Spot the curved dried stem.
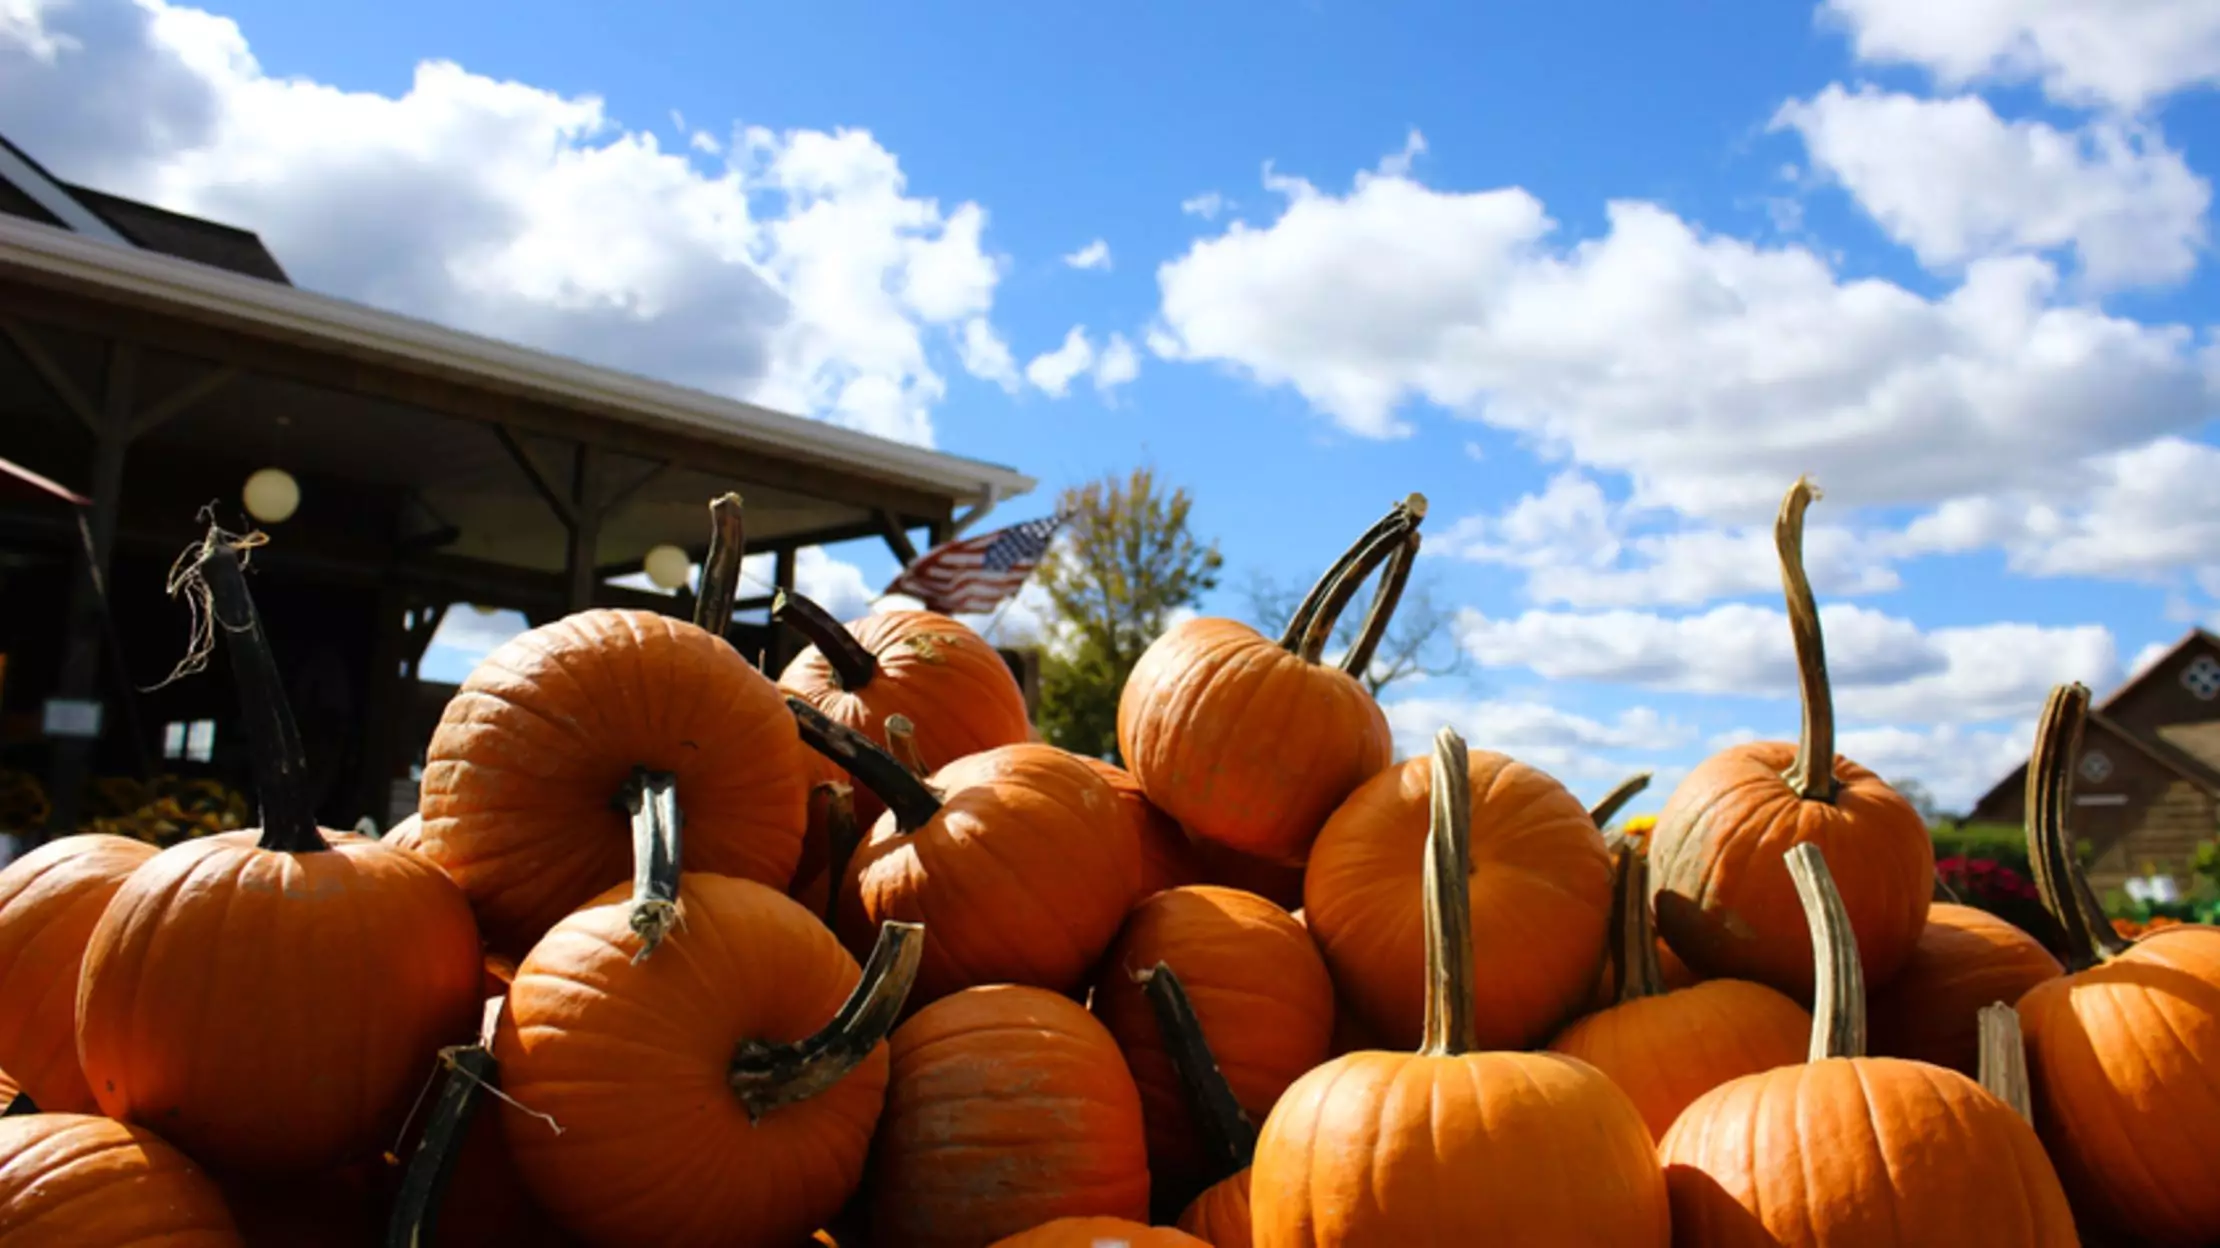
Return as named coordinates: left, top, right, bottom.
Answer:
left=1340, top=529, right=1421, bottom=680
left=1609, top=847, right=1668, bottom=1004
left=1419, top=725, right=1477, bottom=1057
left=816, top=781, right=861, bottom=927
left=1588, top=772, right=1652, bottom=830
left=2023, top=682, right=2129, bottom=969
left=1977, top=1003, right=2033, bottom=1123
left=384, top=1045, right=495, bottom=1248
left=883, top=714, right=930, bottom=780
left=621, top=769, right=684, bottom=962
left=693, top=493, right=746, bottom=638
left=1137, top=962, right=1256, bottom=1178
left=1786, top=842, right=1864, bottom=1061
left=1297, top=498, right=1427, bottom=665
left=730, top=920, right=924, bottom=1121
left=772, top=589, right=878, bottom=690
left=1775, top=478, right=1839, bottom=804
left=789, top=698, right=942, bottom=832
left=1278, top=494, right=1425, bottom=652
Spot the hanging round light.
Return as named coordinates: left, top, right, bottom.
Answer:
left=242, top=467, right=300, bottom=524
left=642, top=544, right=693, bottom=591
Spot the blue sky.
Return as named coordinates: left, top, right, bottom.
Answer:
left=7, top=0, right=2218, bottom=812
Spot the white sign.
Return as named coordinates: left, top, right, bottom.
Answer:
left=41, top=698, right=103, bottom=739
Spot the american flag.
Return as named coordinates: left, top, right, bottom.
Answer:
left=884, top=514, right=1065, bottom=616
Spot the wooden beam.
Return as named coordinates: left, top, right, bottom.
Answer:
left=876, top=509, right=920, bottom=566
left=129, top=363, right=241, bottom=439
left=0, top=317, right=100, bottom=431
left=492, top=425, right=576, bottom=530
left=598, top=459, right=669, bottom=519
left=564, top=445, right=602, bottom=612
left=587, top=514, right=895, bottom=581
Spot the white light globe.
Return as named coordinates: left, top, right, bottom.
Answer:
left=242, top=467, right=300, bottom=523
left=642, top=544, right=693, bottom=591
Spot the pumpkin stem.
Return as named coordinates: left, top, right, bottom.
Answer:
left=1137, top=962, right=1257, bottom=1177
left=816, top=781, right=862, bottom=928
left=385, top=1044, right=496, bottom=1248
left=622, top=768, right=684, bottom=962
left=883, top=714, right=930, bottom=780
left=729, top=919, right=925, bottom=1122
left=1588, top=772, right=1652, bottom=830
left=1277, top=495, right=1425, bottom=652
left=790, top=698, right=942, bottom=832
left=1419, top=725, right=1478, bottom=1057
left=1786, top=842, right=1865, bottom=1061
left=1, top=1089, right=37, bottom=1118
left=2022, top=682, right=2129, bottom=969
left=1296, top=498, right=1427, bottom=665
left=692, top=492, right=747, bottom=640
left=1338, top=528, right=1421, bottom=681
left=1609, top=847, right=1668, bottom=1005
left=192, top=532, right=327, bottom=855
left=1774, top=478, right=1840, bottom=804
left=1976, top=1003, right=2034, bottom=1124
left=772, top=589, right=879, bottom=691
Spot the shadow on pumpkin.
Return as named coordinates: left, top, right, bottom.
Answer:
left=1660, top=1163, right=1776, bottom=1241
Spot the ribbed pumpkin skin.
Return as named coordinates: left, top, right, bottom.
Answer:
left=1079, top=757, right=1200, bottom=901
left=1177, top=1171, right=1251, bottom=1248
left=989, top=1219, right=1209, bottom=1247
left=0, top=1112, right=242, bottom=1245
left=2016, top=925, right=2220, bottom=1246
left=1659, top=1057, right=2076, bottom=1245
left=1648, top=744, right=1933, bottom=1000
left=1091, top=888, right=1333, bottom=1204
left=419, top=610, right=811, bottom=958
left=1251, top=1050, right=1668, bottom=1246
left=781, top=609, right=1033, bottom=830
left=1118, top=618, right=1392, bottom=867
left=0, top=1068, right=15, bottom=1111
left=1548, top=979, right=1810, bottom=1141
left=838, top=745, right=1137, bottom=1007
left=0, top=834, right=156, bottom=1112
left=1868, top=903, right=2062, bottom=1076
left=1304, top=751, right=1613, bottom=1050
left=77, top=831, right=483, bottom=1176
left=871, top=985, right=1150, bottom=1248
left=495, top=875, right=884, bottom=1248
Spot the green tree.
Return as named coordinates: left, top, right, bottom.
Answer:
left=1034, top=466, right=1223, bottom=759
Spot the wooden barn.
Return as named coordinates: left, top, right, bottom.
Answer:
left=0, top=132, right=1036, bottom=842
left=1967, top=628, right=2220, bottom=894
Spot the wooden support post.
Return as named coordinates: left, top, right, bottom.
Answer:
left=876, top=511, right=921, bottom=566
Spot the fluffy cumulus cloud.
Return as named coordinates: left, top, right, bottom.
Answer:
left=1381, top=696, right=1694, bottom=789
left=1153, top=141, right=2217, bottom=521
left=1776, top=85, right=2210, bottom=289
left=1819, top=0, right=2220, bottom=111
left=1453, top=603, right=2119, bottom=725
left=1024, top=325, right=1141, bottom=399
left=0, top=0, right=1017, bottom=446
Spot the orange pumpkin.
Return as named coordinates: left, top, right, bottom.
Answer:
left=383, top=813, right=422, bottom=853
left=1118, top=497, right=1423, bottom=866
left=1867, top=901, right=2062, bottom=1077
left=0, top=1112, right=242, bottom=1244
left=1304, top=740, right=1612, bottom=1051
left=419, top=496, right=811, bottom=958
left=1185, top=835, right=1305, bottom=912
left=870, top=984, right=1149, bottom=1247
left=1648, top=479, right=1933, bottom=1000
left=76, top=534, right=484, bottom=1177
left=0, top=833, right=155, bottom=1112
left=494, top=770, right=922, bottom=1247
left=776, top=589, right=1032, bottom=829
left=1250, top=728, right=1669, bottom=1246
left=1090, top=887, right=1330, bottom=1213
left=1177, top=1170, right=1251, bottom=1248
left=0, top=1068, right=15, bottom=1114
left=1080, top=756, right=1201, bottom=900
left=1659, top=842, right=2076, bottom=1245
left=989, top=1220, right=1208, bottom=1247
left=2014, top=683, right=2220, bottom=1246
left=800, top=704, right=1137, bottom=1007
left=788, top=780, right=861, bottom=924
left=1548, top=845, right=1810, bottom=1140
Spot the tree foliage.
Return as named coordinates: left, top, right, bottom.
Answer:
left=1241, top=567, right=1464, bottom=696
left=1033, top=466, right=1223, bottom=760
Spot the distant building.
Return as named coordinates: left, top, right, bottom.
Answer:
left=1967, top=629, right=2220, bottom=894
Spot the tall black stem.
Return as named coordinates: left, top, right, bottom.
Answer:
left=788, top=698, right=943, bottom=831
left=773, top=590, right=879, bottom=691
left=204, top=539, right=325, bottom=854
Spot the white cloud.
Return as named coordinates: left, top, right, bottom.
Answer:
left=2128, top=639, right=2174, bottom=679
left=1062, top=238, right=1113, bottom=271
left=1819, top=0, right=2220, bottom=111
left=1180, top=191, right=1228, bottom=220
left=0, top=0, right=1017, bottom=447
left=1775, top=85, right=2209, bottom=290
left=957, top=317, right=1021, bottom=392
left=1381, top=695, right=1695, bottom=784
left=1152, top=142, right=2217, bottom=519
left=1835, top=721, right=2037, bottom=811
left=1453, top=603, right=2118, bottom=725
left=1024, top=325, right=1142, bottom=399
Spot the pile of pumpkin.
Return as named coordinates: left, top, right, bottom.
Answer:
left=0, top=483, right=2214, bottom=1248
